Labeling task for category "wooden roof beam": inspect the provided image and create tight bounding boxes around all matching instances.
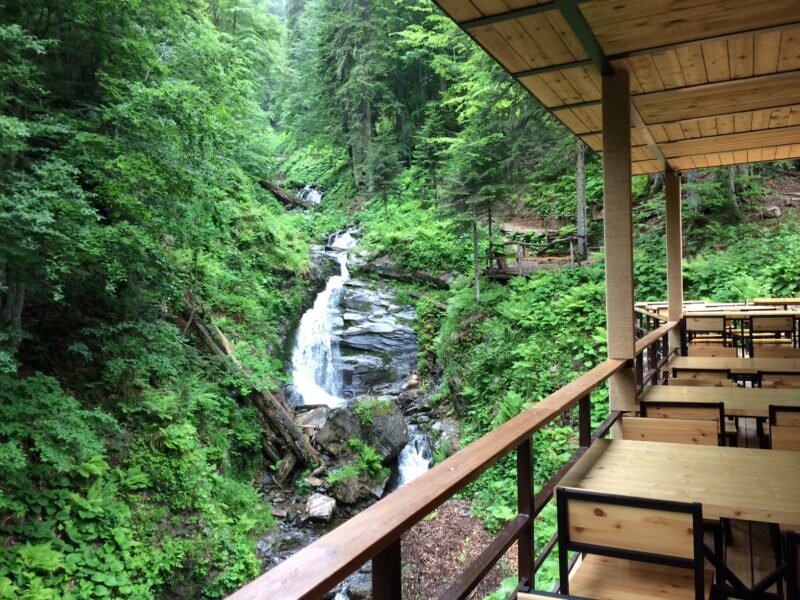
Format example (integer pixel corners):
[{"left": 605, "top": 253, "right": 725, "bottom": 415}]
[
  {"left": 513, "top": 59, "right": 594, "bottom": 79},
  {"left": 607, "top": 20, "right": 800, "bottom": 62},
  {"left": 529, "top": 21, "right": 800, "bottom": 79},
  {"left": 659, "top": 125, "right": 800, "bottom": 158},
  {"left": 460, "top": 0, "right": 591, "bottom": 30},
  {"left": 461, "top": 2, "right": 558, "bottom": 30}
]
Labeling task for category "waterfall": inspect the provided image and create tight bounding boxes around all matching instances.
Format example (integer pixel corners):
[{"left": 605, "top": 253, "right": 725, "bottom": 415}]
[
  {"left": 290, "top": 232, "right": 357, "bottom": 409},
  {"left": 395, "top": 425, "right": 432, "bottom": 488},
  {"left": 297, "top": 184, "right": 323, "bottom": 205}
]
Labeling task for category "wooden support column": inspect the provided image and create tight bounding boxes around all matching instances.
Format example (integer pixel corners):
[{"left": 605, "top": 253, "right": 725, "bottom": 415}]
[
  {"left": 665, "top": 169, "right": 683, "bottom": 352},
  {"left": 602, "top": 71, "right": 636, "bottom": 413}
]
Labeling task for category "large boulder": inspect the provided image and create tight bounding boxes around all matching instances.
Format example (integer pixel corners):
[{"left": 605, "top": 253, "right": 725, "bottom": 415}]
[
  {"left": 316, "top": 409, "right": 362, "bottom": 456},
  {"left": 316, "top": 397, "right": 409, "bottom": 461},
  {"left": 360, "top": 397, "right": 409, "bottom": 461},
  {"left": 763, "top": 205, "right": 782, "bottom": 219}
]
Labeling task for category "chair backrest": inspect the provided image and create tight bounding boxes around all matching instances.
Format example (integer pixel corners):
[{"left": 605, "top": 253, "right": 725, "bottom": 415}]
[
  {"left": 771, "top": 426, "right": 800, "bottom": 451},
  {"left": 641, "top": 401, "right": 724, "bottom": 426},
  {"left": 622, "top": 416, "right": 718, "bottom": 446},
  {"left": 769, "top": 405, "right": 800, "bottom": 427},
  {"left": 687, "top": 346, "right": 738, "bottom": 357},
  {"left": 686, "top": 316, "right": 725, "bottom": 332},
  {"left": 673, "top": 369, "right": 730, "bottom": 380},
  {"left": 751, "top": 316, "right": 795, "bottom": 333},
  {"left": 762, "top": 374, "right": 800, "bottom": 389},
  {"left": 557, "top": 488, "right": 705, "bottom": 599},
  {"left": 669, "top": 378, "right": 735, "bottom": 388},
  {"left": 754, "top": 347, "right": 800, "bottom": 359}
]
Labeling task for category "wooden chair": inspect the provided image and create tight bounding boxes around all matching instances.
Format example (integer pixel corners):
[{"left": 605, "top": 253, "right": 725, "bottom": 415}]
[
  {"left": 668, "top": 378, "right": 736, "bottom": 388},
  {"left": 640, "top": 400, "right": 736, "bottom": 446},
  {"left": 556, "top": 488, "right": 713, "bottom": 600},
  {"left": 748, "top": 315, "right": 797, "bottom": 355},
  {"left": 622, "top": 416, "right": 718, "bottom": 446},
  {"left": 770, "top": 405, "right": 800, "bottom": 451},
  {"left": 685, "top": 316, "right": 728, "bottom": 346}
]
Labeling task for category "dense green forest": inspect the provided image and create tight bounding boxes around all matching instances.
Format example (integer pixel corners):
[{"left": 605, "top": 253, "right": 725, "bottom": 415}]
[{"left": 2, "top": 0, "right": 799, "bottom": 598}]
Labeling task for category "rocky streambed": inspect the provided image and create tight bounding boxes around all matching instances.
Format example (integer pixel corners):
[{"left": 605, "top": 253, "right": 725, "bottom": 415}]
[{"left": 257, "top": 233, "right": 458, "bottom": 598}]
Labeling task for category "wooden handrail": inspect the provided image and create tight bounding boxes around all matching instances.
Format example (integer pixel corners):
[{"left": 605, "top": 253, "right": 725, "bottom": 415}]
[
  {"left": 634, "top": 306, "right": 667, "bottom": 322},
  {"left": 635, "top": 321, "right": 678, "bottom": 354},
  {"left": 226, "top": 359, "right": 626, "bottom": 600}
]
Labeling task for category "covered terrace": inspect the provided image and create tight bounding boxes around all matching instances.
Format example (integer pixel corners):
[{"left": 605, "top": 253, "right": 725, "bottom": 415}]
[{"left": 227, "top": 1, "right": 800, "bottom": 599}]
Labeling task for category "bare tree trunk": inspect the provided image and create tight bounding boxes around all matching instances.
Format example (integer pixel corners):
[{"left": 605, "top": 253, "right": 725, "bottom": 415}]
[
  {"left": 727, "top": 166, "right": 744, "bottom": 221},
  {"left": 685, "top": 170, "right": 700, "bottom": 209},
  {"left": 1, "top": 267, "right": 25, "bottom": 349},
  {"left": 487, "top": 203, "right": 493, "bottom": 268},
  {"left": 575, "top": 139, "right": 588, "bottom": 258},
  {"left": 472, "top": 203, "right": 480, "bottom": 304}
]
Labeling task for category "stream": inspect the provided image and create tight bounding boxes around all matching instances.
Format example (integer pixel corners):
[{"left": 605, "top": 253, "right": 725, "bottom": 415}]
[{"left": 264, "top": 227, "right": 434, "bottom": 597}]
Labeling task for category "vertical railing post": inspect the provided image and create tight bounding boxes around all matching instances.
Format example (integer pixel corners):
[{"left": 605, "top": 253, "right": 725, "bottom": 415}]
[
  {"left": 679, "top": 317, "right": 688, "bottom": 357},
  {"left": 647, "top": 340, "right": 658, "bottom": 386},
  {"left": 517, "top": 437, "right": 533, "bottom": 588},
  {"left": 373, "top": 539, "right": 401, "bottom": 600},
  {"left": 635, "top": 352, "right": 644, "bottom": 394},
  {"left": 579, "top": 394, "right": 591, "bottom": 448}
]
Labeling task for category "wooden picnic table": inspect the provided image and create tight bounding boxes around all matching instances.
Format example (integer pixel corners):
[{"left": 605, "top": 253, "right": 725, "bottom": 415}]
[
  {"left": 640, "top": 384, "right": 800, "bottom": 418},
  {"left": 753, "top": 298, "right": 800, "bottom": 309},
  {"left": 684, "top": 308, "right": 793, "bottom": 317},
  {"left": 560, "top": 438, "right": 800, "bottom": 528},
  {"left": 668, "top": 356, "right": 800, "bottom": 375}
]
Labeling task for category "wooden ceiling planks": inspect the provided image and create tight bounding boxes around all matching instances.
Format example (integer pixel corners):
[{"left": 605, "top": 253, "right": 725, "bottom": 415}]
[
  {"left": 433, "top": 0, "right": 800, "bottom": 172},
  {"left": 580, "top": 0, "right": 800, "bottom": 56}
]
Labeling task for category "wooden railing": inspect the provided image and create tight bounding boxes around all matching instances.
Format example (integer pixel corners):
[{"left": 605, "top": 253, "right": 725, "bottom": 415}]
[
  {"left": 227, "top": 328, "right": 676, "bottom": 600},
  {"left": 635, "top": 320, "right": 679, "bottom": 395},
  {"left": 634, "top": 306, "right": 668, "bottom": 339}
]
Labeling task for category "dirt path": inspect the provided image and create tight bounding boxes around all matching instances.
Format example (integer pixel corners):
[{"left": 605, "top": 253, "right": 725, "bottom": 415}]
[{"left": 401, "top": 499, "right": 517, "bottom": 599}]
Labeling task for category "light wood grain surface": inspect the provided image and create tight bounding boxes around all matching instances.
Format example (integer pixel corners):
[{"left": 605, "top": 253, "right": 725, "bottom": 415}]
[
  {"left": 669, "top": 356, "right": 800, "bottom": 374},
  {"left": 560, "top": 439, "right": 800, "bottom": 527},
  {"left": 754, "top": 298, "right": 800, "bottom": 306},
  {"left": 640, "top": 385, "right": 800, "bottom": 418}
]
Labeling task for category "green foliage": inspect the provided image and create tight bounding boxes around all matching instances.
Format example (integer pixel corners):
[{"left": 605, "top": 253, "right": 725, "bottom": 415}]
[
  {"left": 353, "top": 397, "right": 394, "bottom": 429},
  {"left": 359, "top": 197, "right": 475, "bottom": 276},
  {"left": 347, "top": 439, "right": 389, "bottom": 481},
  {"left": 325, "top": 465, "right": 359, "bottom": 486}
]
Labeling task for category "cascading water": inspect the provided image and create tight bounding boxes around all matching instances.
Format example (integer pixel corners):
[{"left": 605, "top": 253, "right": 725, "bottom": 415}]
[
  {"left": 298, "top": 184, "right": 323, "bottom": 205},
  {"left": 290, "top": 232, "right": 357, "bottom": 409},
  {"left": 394, "top": 425, "right": 432, "bottom": 488}
]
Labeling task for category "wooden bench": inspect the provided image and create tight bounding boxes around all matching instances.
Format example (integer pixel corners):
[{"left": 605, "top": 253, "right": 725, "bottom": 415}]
[
  {"left": 756, "top": 347, "right": 800, "bottom": 359},
  {"left": 673, "top": 369, "right": 731, "bottom": 380},
  {"left": 668, "top": 378, "right": 736, "bottom": 388},
  {"left": 687, "top": 346, "right": 738, "bottom": 358},
  {"left": 556, "top": 488, "right": 713, "bottom": 600}
]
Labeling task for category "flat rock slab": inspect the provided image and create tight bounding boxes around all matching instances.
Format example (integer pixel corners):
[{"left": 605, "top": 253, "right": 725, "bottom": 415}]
[{"left": 295, "top": 406, "right": 330, "bottom": 429}]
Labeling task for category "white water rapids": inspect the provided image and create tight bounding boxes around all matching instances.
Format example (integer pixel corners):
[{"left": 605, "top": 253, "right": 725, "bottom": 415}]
[
  {"left": 290, "top": 232, "right": 356, "bottom": 409},
  {"left": 394, "top": 425, "right": 432, "bottom": 488}
]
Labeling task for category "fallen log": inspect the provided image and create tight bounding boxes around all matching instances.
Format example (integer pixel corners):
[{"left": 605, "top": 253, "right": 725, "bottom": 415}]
[
  {"left": 260, "top": 181, "right": 314, "bottom": 210},
  {"left": 183, "top": 291, "right": 323, "bottom": 472}
]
